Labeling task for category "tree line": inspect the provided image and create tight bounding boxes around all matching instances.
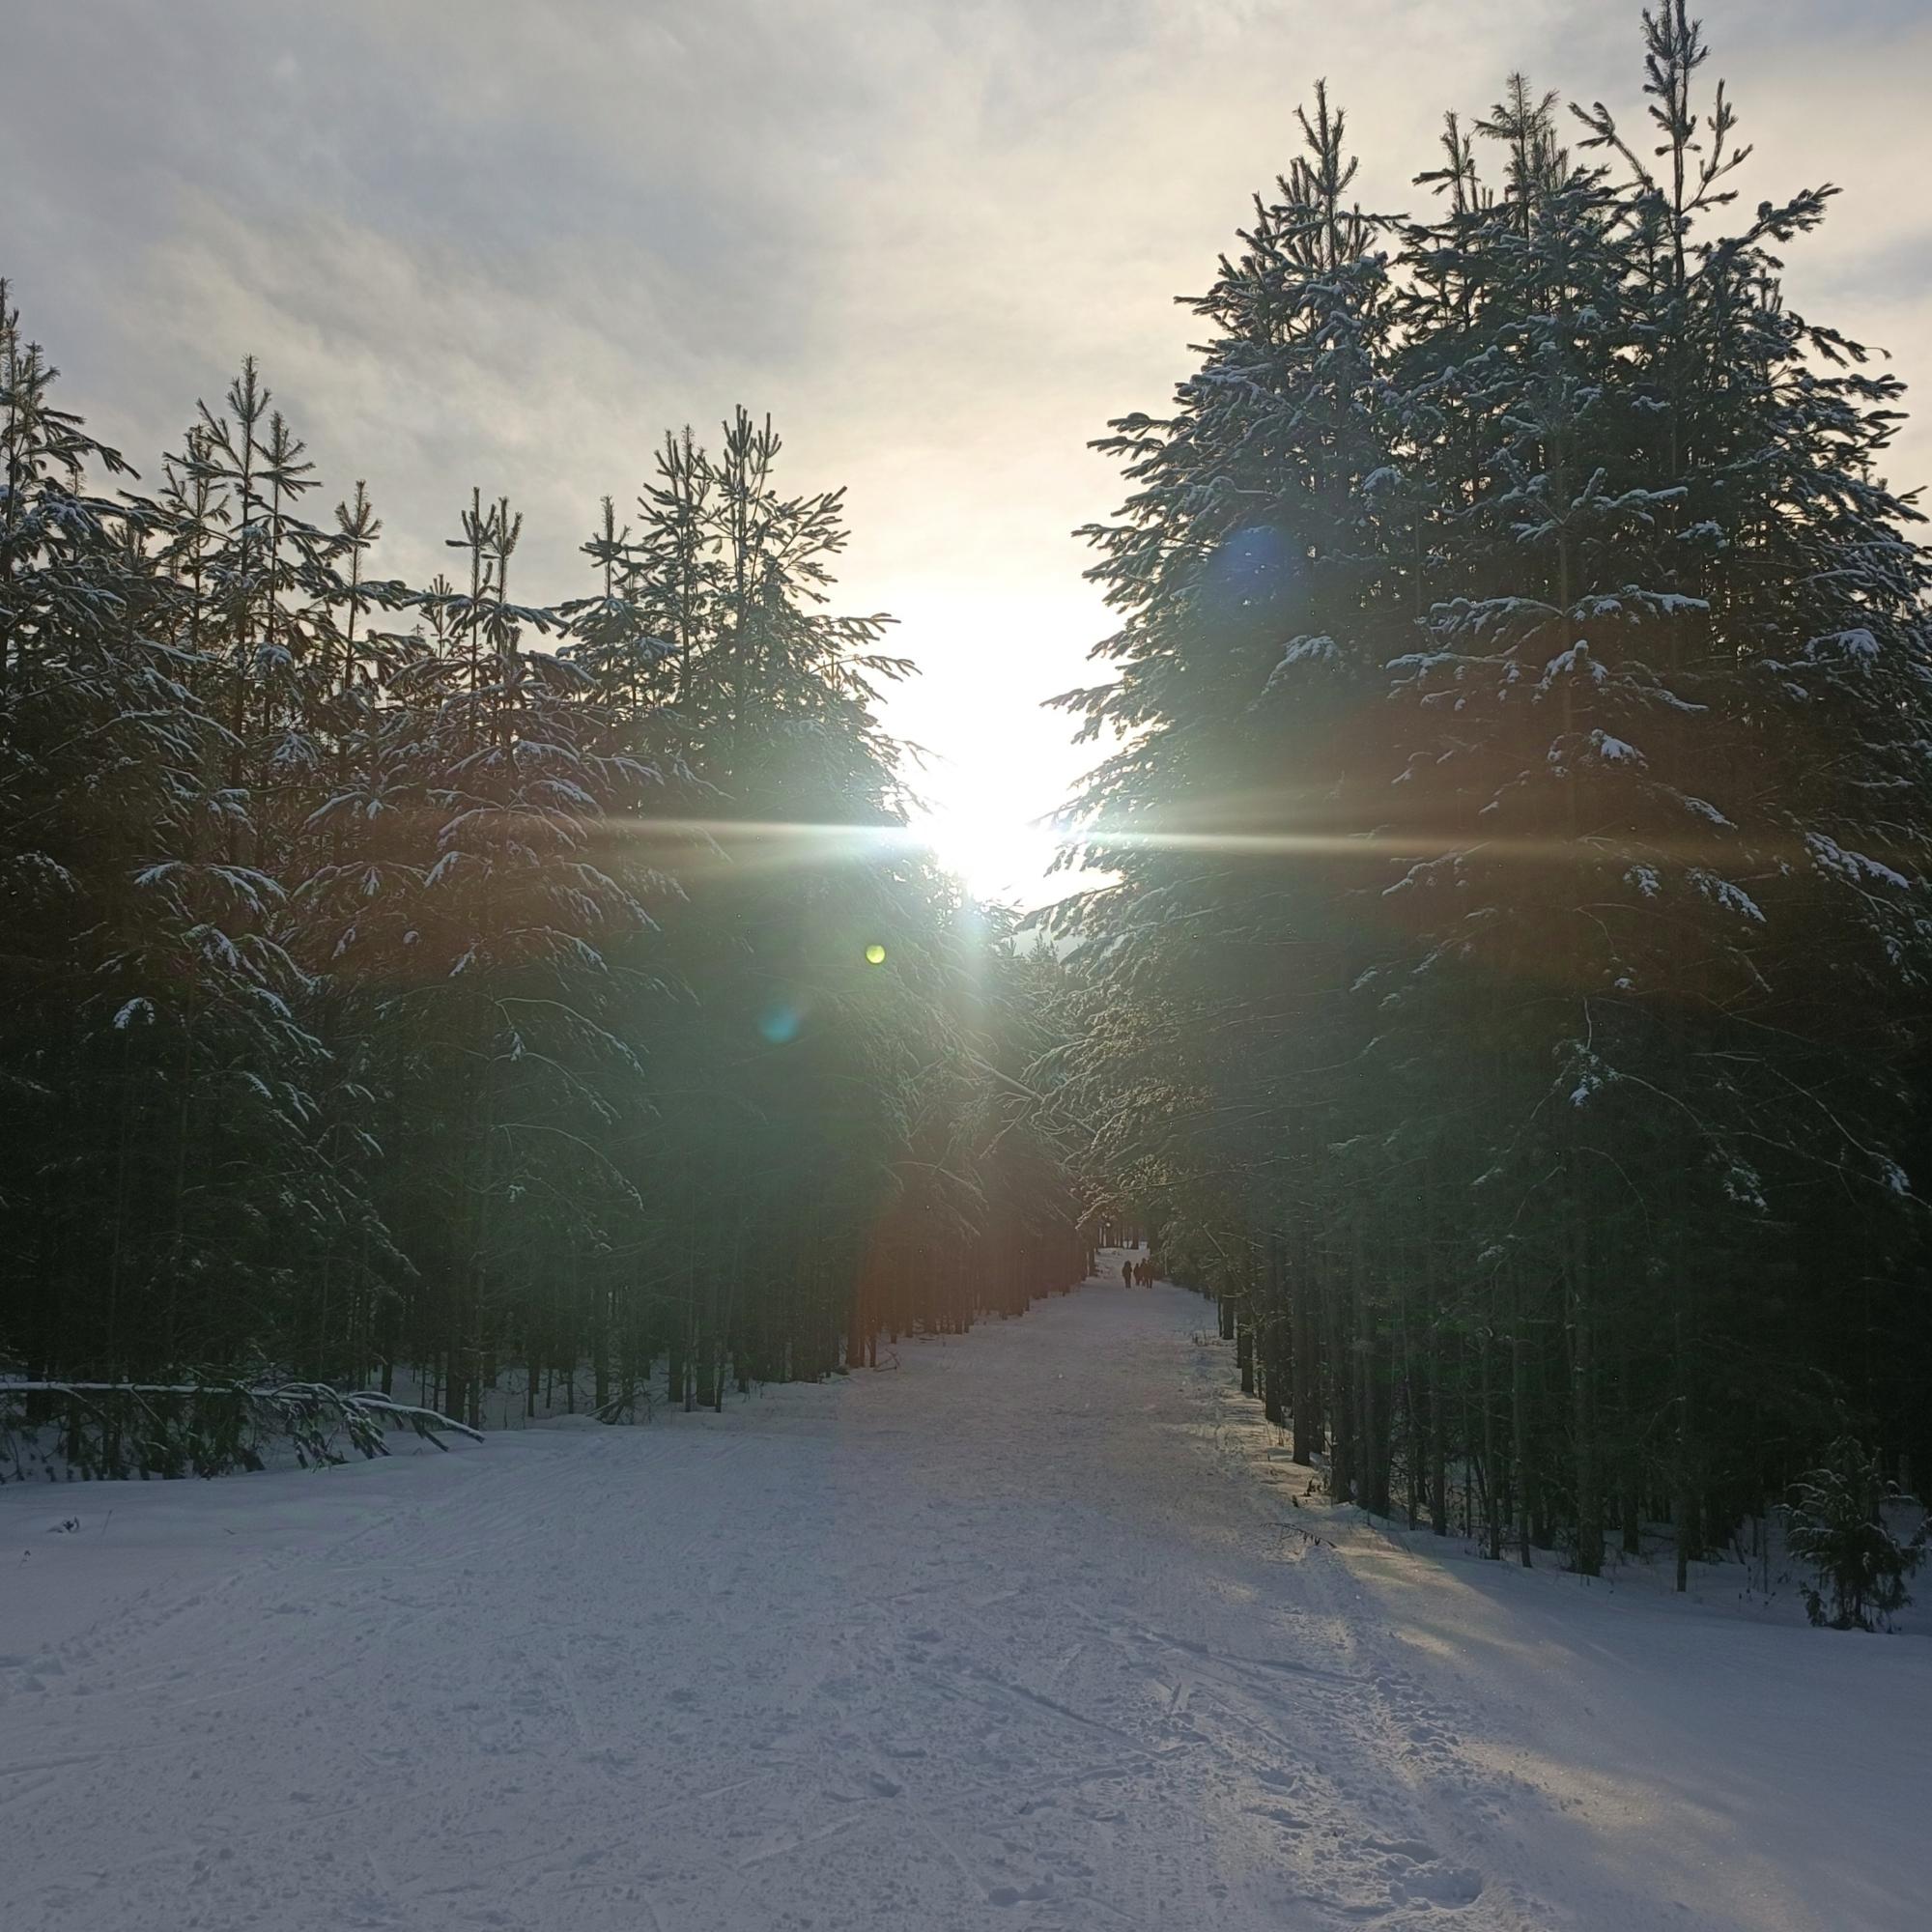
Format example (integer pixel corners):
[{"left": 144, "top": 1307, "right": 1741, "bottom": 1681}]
[
  {"left": 1, "top": 298, "right": 1085, "bottom": 1458},
  {"left": 1053, "top": 5, "right": 1932, "bottom": 1579}
]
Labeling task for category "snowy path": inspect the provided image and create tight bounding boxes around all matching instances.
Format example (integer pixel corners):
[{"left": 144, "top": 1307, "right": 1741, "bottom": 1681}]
[{"left": 4, "top": 1282, "right": 1925, "bottom": 1931}]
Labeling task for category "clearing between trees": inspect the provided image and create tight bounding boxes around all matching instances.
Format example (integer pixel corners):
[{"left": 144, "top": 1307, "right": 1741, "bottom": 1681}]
[{"left": 3, "top": 1275, "right": 1921, "bottom": 1932}]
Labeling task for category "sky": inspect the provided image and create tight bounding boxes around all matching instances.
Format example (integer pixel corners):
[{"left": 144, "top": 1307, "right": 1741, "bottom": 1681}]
[{"left": 4, "top": 0, "right": 1928, "bottom": 902}]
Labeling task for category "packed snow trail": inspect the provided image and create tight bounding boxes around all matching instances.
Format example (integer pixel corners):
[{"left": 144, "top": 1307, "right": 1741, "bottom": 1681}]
[{"left": 4, "top": 1280, "right": 1925, "bottom": 1931}]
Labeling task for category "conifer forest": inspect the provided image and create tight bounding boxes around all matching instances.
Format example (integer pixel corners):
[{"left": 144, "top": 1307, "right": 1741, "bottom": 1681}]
[
  {"left": 4, "top": 8, "right": 1931, "bottom": 1926},
  {"left": 0, "top": 336, "right": 1089, "bottom": 1427},
  {"left": 1051, "top": 10, "right": 1932, "bottom": 1582}
]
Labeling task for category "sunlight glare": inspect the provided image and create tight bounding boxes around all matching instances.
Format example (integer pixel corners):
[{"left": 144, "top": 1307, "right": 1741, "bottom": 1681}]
[{"left": 919, "top": 792, "right": 1059, "bottom": 903}]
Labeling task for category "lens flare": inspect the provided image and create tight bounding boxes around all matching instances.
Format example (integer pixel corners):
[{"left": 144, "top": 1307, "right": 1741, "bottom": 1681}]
[
  {"left": 756, "top": 1001, "right": 803, "bottom": 1044},
  {"left": 865, "top": 942, "right": 888, "bottom": 965}
]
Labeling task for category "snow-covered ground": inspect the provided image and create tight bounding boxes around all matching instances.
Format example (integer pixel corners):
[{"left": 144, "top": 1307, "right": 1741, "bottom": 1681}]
[{"left": 3, "top": 1278, "right": 1925, "bottom": 1931}]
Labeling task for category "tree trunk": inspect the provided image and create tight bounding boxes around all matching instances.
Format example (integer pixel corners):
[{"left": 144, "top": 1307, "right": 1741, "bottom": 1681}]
[
  {"left": 1429, "top": 1353, "right": 1448, "bottom": 1536},
  {"left": 1291, "top": 1225, "right": 1319, "bottom": 1464},
  {"left": 1511, "top": 1321, "right": 1531, "bottom": 1569},
  {"left": 1571, "top": 1245, "right": 1604, "bottom": 1577}
]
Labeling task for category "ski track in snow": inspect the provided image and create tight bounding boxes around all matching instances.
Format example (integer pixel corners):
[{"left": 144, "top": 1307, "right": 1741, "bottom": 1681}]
[{"left": 3, "top": 1282, "right": 1926, "bottom": 1931}]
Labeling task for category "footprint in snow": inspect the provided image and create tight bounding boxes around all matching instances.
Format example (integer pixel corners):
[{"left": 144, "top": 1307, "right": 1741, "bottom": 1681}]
[
  {"left": 1366, "top": 1839, "right": 1436, "bottom": 1862},
  {"left": 1390, "top": 1864, "right": 1485, "bottom": 1909},
  {"left": 1244, "top": 1804, "right": 1307, "bottom": 1831},
  {"left": 1367, "top": 1841, "right": 1486, "bottom": 1911}
]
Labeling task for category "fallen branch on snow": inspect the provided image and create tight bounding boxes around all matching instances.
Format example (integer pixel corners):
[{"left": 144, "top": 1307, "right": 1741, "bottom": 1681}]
[{"left": 0, "top": 1378, "right": 482, "bottom": 1483}]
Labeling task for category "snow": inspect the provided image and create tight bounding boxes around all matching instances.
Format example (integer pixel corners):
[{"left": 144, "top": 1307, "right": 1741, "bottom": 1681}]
[
  {"left": 1805, "top": 831, "right": 1911, "bottom": 893},
  {"left": 1538, "top": 641, "right": 1606, "bottom": 690},
  {"left": 1269, "top": 634, "right": 1342, "bottom": 677},
  {"left": 1585, "top": 730, "right": 1642, "bottom": 765},
  {"left": 1679, "top": 793, "right": 1733, "bottom": 828},
  {"left": 4, "top": 1279, "right": 1926, "bottom": 1931},
  {"left": 1807, "top": 628, "right": 1880, "bottom": 663},
  {"left": 1689, "top": 868, "right": 1768, "bottom": 923}
]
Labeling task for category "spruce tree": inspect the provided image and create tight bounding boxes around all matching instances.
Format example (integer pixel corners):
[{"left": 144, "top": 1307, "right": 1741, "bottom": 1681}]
[{"left": 1057, "top": 6, "right": 1932, "bottom": 1574}]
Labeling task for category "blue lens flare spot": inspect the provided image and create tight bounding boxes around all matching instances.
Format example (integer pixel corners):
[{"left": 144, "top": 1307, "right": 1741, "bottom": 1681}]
[
  {"left": 757, "top": 1002, "right": 802, "bottom": 1044},
  {"left": 1202, "top": 523, "right": 1298, "bottom": 614}
]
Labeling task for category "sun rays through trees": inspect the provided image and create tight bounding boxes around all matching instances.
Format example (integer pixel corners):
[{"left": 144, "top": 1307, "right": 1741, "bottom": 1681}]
[{"left": 0, "top": 302, "right": 1085, "bottom": 1448}]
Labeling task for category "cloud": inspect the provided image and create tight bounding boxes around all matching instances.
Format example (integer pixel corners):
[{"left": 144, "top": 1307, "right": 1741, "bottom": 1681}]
[{"left": 6, "top": 0, "right": 1928, "bottom": 893}]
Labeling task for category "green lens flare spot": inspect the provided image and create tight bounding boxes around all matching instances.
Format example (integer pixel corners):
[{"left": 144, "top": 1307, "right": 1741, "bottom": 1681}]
[{"left": 865, "top": 943, "right": 888, "bottom": 966}]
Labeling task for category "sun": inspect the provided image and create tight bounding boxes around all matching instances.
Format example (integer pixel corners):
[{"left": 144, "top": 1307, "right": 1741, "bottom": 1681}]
[{"left": 921, "top": 801, "right": 1058, "bottom": 903}]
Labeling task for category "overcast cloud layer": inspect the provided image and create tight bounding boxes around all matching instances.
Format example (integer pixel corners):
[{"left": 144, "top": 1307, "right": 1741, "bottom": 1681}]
[{"left": 5, "top": 0, "right": 1927, "bottom": 897}]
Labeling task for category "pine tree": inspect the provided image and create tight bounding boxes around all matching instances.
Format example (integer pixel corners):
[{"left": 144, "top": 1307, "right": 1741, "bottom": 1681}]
[
  {"left": 1779, "top": 1435, "right": 1927, "bottom": 1630},
  {"left": 0, "top": 293, "right": 1116, "bottom": 1456},
  {"left": 1056, "top": 8, "right": 1932, "bottom": 1572}
]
